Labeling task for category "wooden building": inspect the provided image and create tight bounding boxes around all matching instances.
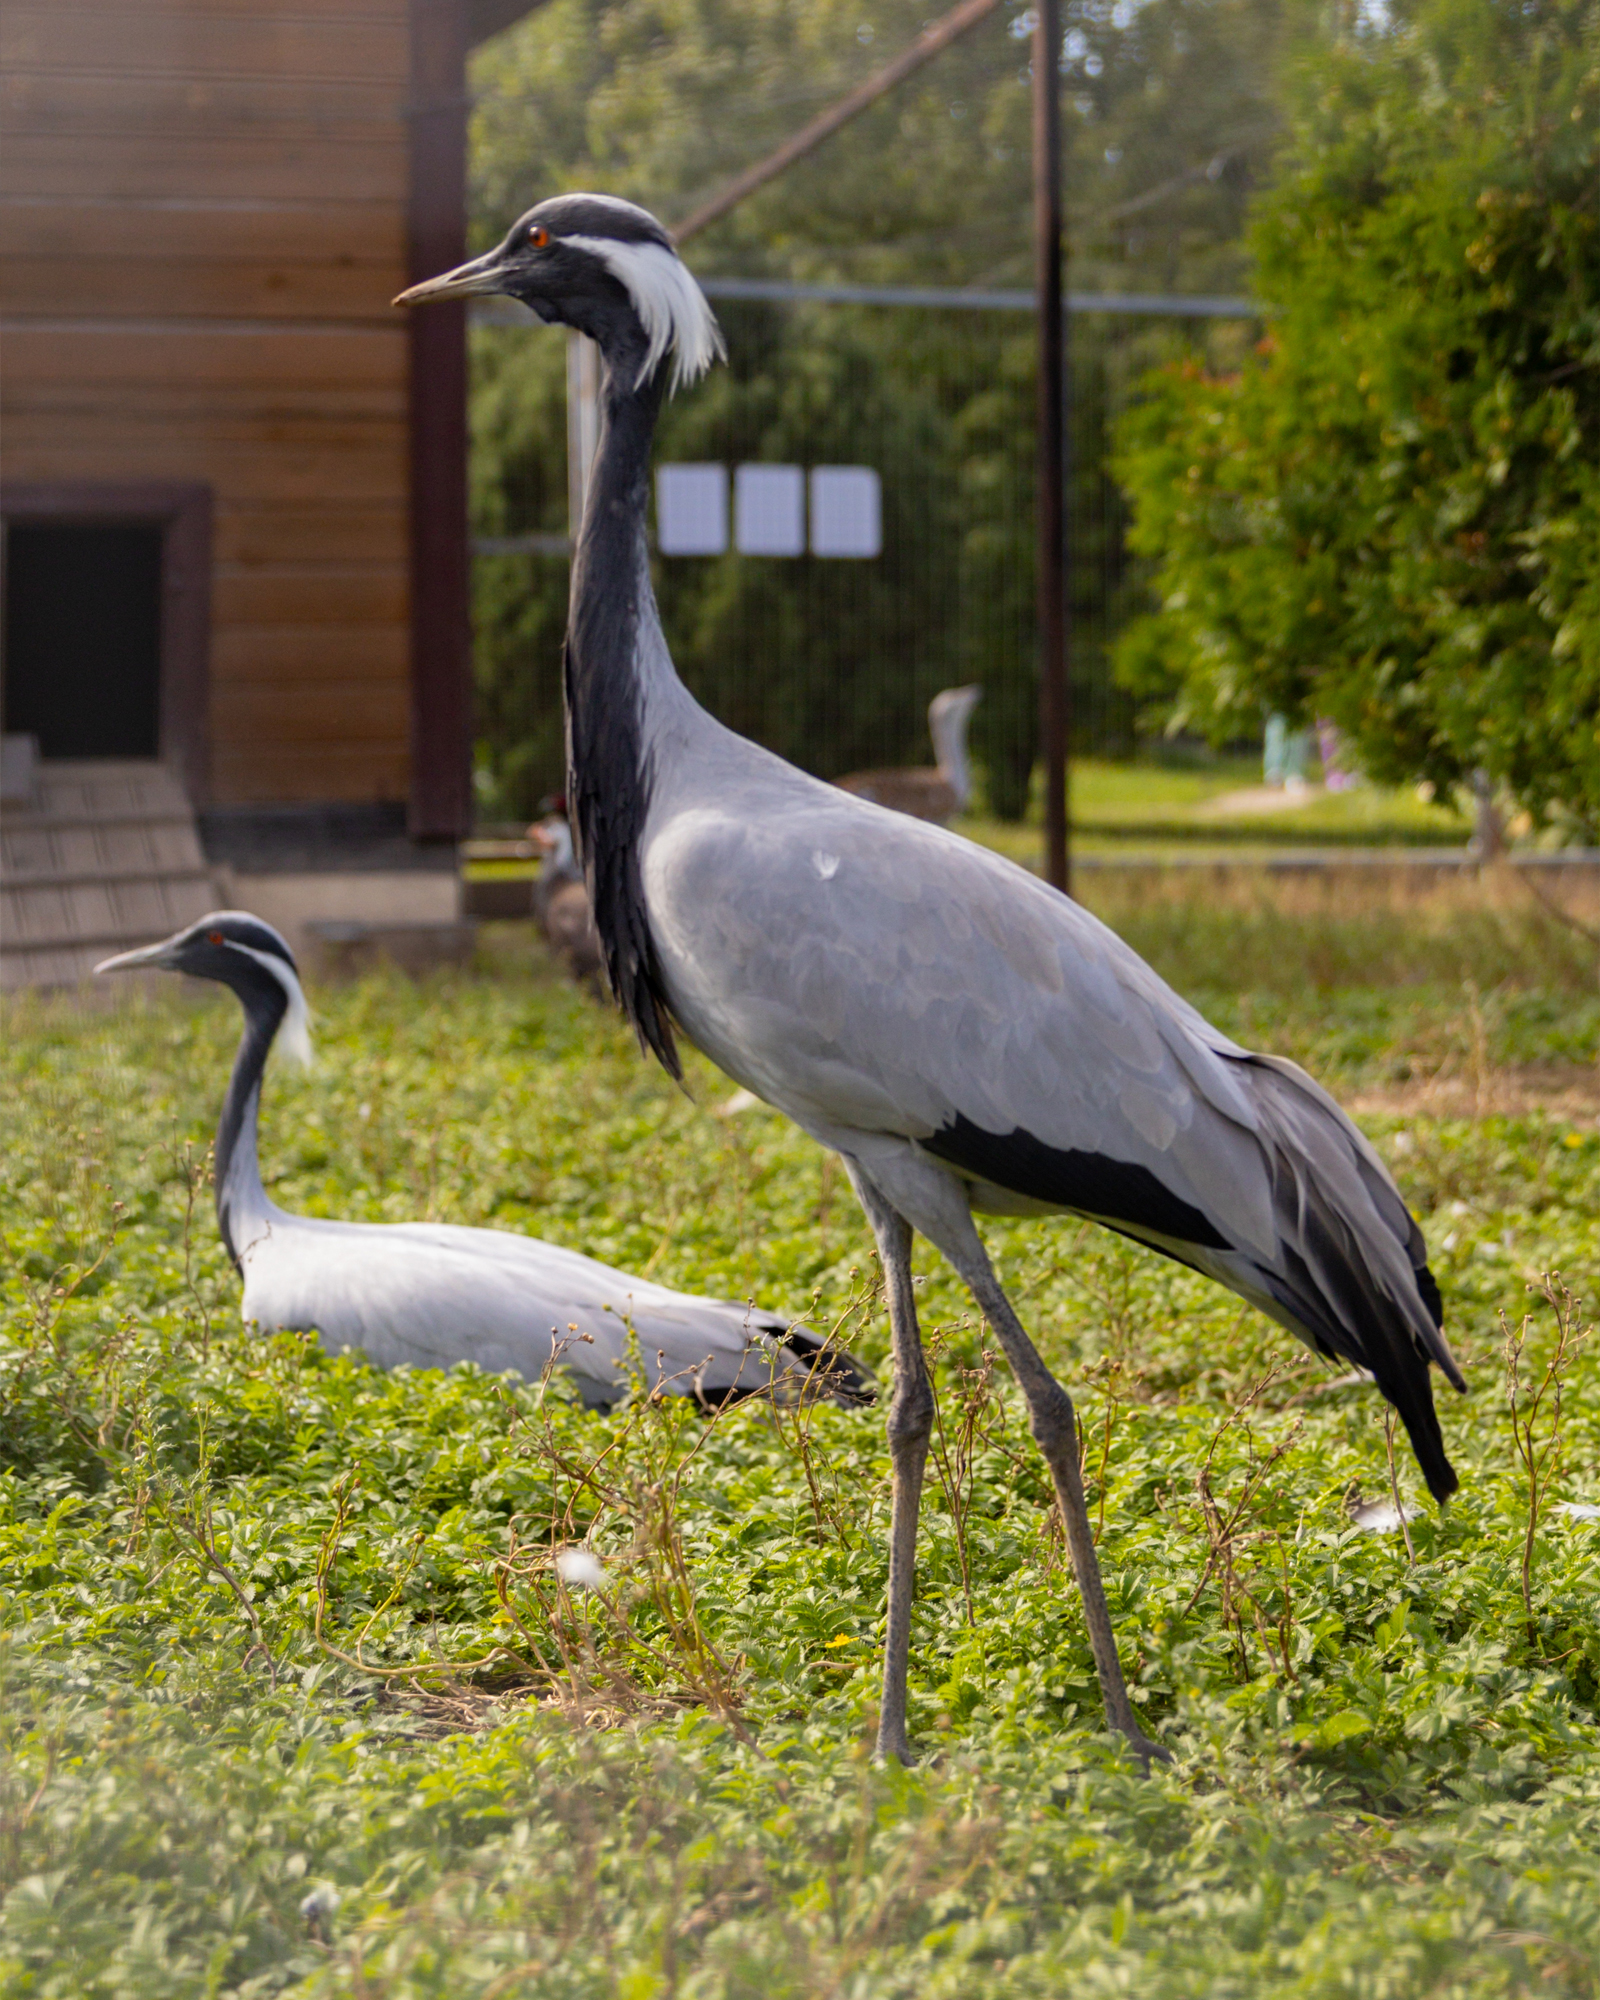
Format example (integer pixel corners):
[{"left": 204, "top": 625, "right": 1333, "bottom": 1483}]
[{"left": 1, "top": 0, "right": 531, "bottom": 982}]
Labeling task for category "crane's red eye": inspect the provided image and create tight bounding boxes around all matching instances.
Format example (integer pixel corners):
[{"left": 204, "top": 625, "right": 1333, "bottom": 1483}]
[
  {"left": 527, "top": 224, "right": 549, "bottom": 249},
  {"left": 208, "top": 930, "right": 224, "bottom": 944}
]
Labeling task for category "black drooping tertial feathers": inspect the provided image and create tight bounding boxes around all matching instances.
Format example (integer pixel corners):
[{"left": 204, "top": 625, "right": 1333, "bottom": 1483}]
[
  {"left": 562, "top": 359, "right": 682, "bottom": 1078},
  {"left": 690, "top": 1324, "right": 877, "bottom": 1410},
  {"left": 1239, "top": 1057, "right": 1461, "bottom": 1502},
  {"left": 928, "top": 1058, "right": 1459, "bottom": 1504}
]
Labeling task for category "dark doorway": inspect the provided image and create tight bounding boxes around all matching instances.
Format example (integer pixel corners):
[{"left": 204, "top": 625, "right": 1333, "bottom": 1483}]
[{"left": 3, "top": 523, "right": 164, "bottom": 757}]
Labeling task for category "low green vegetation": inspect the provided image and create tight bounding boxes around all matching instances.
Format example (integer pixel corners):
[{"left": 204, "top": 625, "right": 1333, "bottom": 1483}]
[{"left": 4, "top": 889, "right": 1600, "bottom": 1996}]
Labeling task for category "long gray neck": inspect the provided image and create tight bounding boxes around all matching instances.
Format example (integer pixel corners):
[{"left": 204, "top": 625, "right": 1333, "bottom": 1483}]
[
  {"left": 930, "top": 705, "right": 973, "bottom": 810},
  {"left": 214, "top": 1002, "right": 281, "bottom": 1267},
  {"left": 564, "top": 342, "right": 685, "bottom": 1078}
]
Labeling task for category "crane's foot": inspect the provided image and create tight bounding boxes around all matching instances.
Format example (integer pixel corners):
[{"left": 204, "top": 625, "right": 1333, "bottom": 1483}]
[
  {"left": 1116, "top": 1721, "right": 1173, "bottom": 1771},
  {"left": 874, "top": 1722, "right": 918, "bottom": 1767}
]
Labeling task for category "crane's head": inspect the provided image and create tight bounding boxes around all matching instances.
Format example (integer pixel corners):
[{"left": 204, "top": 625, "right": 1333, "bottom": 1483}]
[
  {"left": 96, "top": 912, "right": 313, "bottom": 1067},
  {"left": 394, "top": 194, "right": 724, "bottom": 396}
]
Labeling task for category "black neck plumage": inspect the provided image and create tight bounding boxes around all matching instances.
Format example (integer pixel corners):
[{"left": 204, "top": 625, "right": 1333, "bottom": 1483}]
[
  {"left": 213, "top": 986, "right": 285, "bottom": 1268},
  {"left": 564, "top": 348, "right": 683, "bottom": 1079}
]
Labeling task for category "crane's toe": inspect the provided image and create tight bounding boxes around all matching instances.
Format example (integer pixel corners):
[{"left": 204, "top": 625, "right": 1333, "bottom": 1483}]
[{"left": 1121, "top": 1725, "right": 1173, "bottom": 1771}]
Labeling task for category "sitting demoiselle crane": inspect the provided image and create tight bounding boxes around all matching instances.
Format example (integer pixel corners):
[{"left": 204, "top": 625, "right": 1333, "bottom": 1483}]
[
  {"left": 96, "top": 913, "right": 870, "bottom": 1409},
  {"left": 398, "top": 196, "right": 1463, "bottom": 1767}
]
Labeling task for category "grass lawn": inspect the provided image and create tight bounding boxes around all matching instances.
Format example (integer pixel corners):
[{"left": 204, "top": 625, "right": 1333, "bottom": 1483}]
[
  {"left": 3, "top": 881, "right": 1600, "bottom": 1997},
  {"left": 1075, "top": 761, "right": 1472, "bottom": 845},
  {"left": 466, "top": 764, "right": 1476, "bottom": 884},
  {"left": 960, "top": 760, "right": 1475, "bottom": 871}
]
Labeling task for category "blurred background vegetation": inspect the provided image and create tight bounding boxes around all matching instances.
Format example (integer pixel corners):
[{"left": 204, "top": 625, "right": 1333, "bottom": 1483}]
[
  {"left": 1115, "top": 0, "right": 1600, "bottom": 840},
  {"left": 464, "top": 0, "right": 1598, "bottom": 836},
  {"left": 465, "top": 0, "right": 1286, "bottom": 821}
]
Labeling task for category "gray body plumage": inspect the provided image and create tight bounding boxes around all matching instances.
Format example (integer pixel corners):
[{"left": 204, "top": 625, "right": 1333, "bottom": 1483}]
[{"left": 625, "top": 623, "right": 1459, "bottom": 1491}]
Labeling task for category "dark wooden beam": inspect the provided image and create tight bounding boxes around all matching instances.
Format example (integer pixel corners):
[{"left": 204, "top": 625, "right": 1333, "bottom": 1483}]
[
  {"left": 1034, "top": 0, "right": 1070, "bottom": 897},
  {"left": 406, "top": 0, "right": 473, "bottom": 840}
]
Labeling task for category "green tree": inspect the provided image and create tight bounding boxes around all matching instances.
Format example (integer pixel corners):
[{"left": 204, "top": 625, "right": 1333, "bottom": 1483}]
[{"left": 1115, "top": 0, "right": 1600, "bottom": 832}]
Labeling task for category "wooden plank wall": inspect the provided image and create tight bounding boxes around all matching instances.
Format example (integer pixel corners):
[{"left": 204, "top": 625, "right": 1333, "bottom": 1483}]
[{"left": 0, "top": 0, "right": 413, "bottom": 807}]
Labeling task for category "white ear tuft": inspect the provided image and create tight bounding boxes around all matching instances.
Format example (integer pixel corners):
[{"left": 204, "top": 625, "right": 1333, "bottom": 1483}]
[
  {"left": 276, "top": 981, "right": 315, "bottom": 1070},
  {"left": 230, "top": 942, "right": 315, "bottom": 1069},
  {"left": 564, "top": 236, "right": 726, "bottom": 393}
]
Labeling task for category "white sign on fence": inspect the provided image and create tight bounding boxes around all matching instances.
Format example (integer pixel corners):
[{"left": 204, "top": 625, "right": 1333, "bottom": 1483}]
[
  {"left": 735, "top": 464, "right": 806, "bottom": 557},
  {"left": 809, "top": 466, "right": 881, "bottom": 558},
  {"left": 656, "top": 464, "right": 728, "bottom": 555},
  {"left": 655, "top": 463, "right": 883, "bottom": 559}
]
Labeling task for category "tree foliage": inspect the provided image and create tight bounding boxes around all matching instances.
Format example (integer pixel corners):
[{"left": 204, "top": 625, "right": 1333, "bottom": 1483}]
[{"left": 1115, "top": 0, "right": 1600, "bottom": 832}]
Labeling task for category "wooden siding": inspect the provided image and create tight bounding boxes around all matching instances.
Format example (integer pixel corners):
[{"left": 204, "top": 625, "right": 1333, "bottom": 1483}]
[{"left": 0, "top": 0, "right": 413, "bottom": 808}]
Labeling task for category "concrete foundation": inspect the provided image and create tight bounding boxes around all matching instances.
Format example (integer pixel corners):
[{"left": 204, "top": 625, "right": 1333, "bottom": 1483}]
[{"left": 214, "top": 868, "right": 462, "bottom": 963}]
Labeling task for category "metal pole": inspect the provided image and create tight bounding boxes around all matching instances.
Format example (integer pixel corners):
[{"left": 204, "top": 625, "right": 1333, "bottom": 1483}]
[{"left": 1034, "top": 0, "right": 1070, "bottom": 896}]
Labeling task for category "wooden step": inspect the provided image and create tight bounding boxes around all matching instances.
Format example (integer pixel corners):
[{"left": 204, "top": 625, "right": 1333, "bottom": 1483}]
[
  {"left": 3, "top": 819, "right": 208, "bottom": 884},
  {"left": 1, "top": 757, "right": 220, "bottom": 989}
]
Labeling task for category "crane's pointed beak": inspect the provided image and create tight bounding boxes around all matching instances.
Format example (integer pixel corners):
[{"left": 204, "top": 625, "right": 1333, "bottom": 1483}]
[
  {"left": 95, "top": 936, "right": 180, "bottom": 975},
  {"left": 393, "top": 247, "right": 509, "bottom": 308}
]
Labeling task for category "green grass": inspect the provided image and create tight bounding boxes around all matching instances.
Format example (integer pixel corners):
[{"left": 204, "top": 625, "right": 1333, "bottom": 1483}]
[
  {"left": 465, "top": 763, "right": 1474, "bottom": 880},
  {"left": 957, "top": 760, "right": 1474, "bottom": 867},
  {"left": 3, "top": 893, "right": 1600, "bottom": 1997}
]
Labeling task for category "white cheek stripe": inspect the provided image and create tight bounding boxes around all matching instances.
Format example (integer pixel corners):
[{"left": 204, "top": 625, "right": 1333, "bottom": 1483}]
[
  {"left": 563, "top": 235, "right": 725, "bottom": 393},
  {"left": 227, "top": 941, "right": 314, "bottom": 1068}
]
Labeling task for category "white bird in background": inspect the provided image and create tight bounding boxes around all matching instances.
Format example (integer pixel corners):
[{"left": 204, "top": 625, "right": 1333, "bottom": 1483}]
[
  {"left": 97, "top": 913, "right": 870, "bottom": 1410},
  {"left": 836, "top": 684, "right": 982, "bottom": 824},
  {"left": 399, "top": 195, "right": 1462, "bottom": 1767}
]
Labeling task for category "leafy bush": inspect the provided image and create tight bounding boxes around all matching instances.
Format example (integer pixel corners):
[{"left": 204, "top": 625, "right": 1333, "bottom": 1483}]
[{"left": 1115, "top": 0, "right": 1600, "bottom": 831}]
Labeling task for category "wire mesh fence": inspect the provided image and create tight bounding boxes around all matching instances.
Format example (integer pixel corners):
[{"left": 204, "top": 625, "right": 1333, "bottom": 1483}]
[{"left": 469, "top": 286, "right": 1253, "bottom": 825}]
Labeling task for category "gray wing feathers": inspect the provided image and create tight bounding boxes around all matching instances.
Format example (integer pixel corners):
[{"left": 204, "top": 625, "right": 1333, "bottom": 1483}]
[{"left": 649, "top": 804, "right": 1275, "bottom": 1244}]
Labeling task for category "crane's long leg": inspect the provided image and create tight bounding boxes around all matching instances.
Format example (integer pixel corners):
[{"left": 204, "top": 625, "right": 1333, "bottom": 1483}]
[
  {"left": 846, "top": 1165, "right": 933, "bottom": 1765},
  {"left": 944, "top": 1232, "right": 1168, "bottom": 1767}
]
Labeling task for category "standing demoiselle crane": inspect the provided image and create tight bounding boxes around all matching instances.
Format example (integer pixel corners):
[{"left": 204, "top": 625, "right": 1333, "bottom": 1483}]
[
  {"left": 96, "top": 912, "right": 870, "bottom": 1409},
  {"left": 398, "top": 196, "right": 1463, "bottom": 1767}
]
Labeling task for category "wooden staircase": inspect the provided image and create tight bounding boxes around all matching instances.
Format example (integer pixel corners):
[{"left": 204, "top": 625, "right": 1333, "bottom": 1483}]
[{"left": 1, "top": 757, "right": 219, "bottom": 990}]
